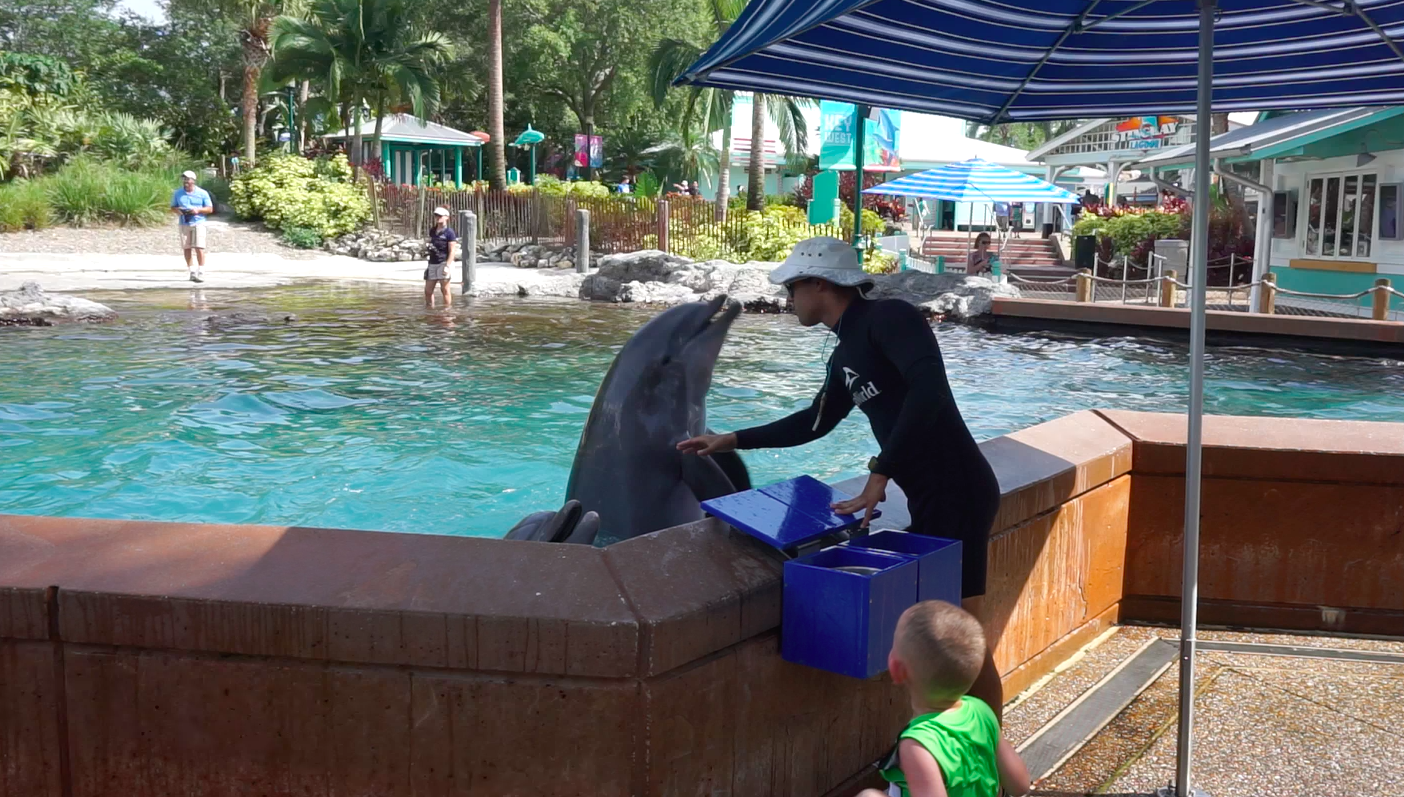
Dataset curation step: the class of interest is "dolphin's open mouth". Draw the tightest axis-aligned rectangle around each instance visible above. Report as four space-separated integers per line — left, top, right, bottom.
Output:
692 295 742 342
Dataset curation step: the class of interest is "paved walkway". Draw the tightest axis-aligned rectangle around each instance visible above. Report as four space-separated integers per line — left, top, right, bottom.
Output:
0 251 579 294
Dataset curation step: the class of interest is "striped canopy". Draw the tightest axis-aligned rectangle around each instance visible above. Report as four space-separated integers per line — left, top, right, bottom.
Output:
864 158 1081 203
678 0 1404 123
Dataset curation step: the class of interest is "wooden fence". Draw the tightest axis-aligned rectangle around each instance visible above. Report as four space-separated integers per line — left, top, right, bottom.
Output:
375 184 846 259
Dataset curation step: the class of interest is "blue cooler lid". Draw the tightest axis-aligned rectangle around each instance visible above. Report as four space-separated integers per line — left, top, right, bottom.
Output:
701 475 880 551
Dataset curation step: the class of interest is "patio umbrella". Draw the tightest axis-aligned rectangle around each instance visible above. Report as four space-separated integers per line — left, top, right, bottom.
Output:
865 157 1081 259
679 3 1404 796
864 157 1081 204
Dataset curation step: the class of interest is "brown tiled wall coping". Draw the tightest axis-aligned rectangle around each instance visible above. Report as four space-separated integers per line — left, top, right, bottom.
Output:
3 410 1402 796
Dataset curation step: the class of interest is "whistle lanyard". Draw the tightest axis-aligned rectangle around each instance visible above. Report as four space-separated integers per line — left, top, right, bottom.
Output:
811 318 842 432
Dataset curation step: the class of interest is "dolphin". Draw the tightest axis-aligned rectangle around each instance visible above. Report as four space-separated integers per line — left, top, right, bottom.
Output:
505 295 750 545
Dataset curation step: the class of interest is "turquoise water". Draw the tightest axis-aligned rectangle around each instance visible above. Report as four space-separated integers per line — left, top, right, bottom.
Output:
2 283 1402 536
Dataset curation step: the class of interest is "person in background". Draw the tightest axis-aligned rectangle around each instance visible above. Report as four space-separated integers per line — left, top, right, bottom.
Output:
171 170 213 283
993 201 1010 234
857 601 1030 797
617 175 632 194
967 233 993 275
689 181 702 197
425 206 458 309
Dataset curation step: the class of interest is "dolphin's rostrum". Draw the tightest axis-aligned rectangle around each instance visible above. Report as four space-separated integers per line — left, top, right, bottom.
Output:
505 295 750 545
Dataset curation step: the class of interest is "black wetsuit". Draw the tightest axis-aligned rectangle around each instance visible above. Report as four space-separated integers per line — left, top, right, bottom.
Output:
733 297 1000 597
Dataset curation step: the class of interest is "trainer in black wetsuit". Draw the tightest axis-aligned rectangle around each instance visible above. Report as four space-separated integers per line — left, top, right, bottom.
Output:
731 294 1000 598
677 236 1005 717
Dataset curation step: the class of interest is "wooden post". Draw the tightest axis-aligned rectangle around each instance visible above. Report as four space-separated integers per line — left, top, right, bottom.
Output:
576 208 590 273
1160 269 1177 308
458 209 477 295
1075 268 1093 302
1257 272 1277 315
657 199 669 253
1373 277 1391 321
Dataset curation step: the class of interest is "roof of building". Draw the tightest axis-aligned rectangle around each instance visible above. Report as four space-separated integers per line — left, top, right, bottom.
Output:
1136 107 1403 169
325 114 483 146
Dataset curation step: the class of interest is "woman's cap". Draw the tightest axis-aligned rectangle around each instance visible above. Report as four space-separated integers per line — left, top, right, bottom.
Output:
768 236 876 292
433 207 451 217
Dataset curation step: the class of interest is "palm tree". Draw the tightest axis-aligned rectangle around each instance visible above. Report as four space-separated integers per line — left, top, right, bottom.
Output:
745 92 809 211
223 0 281 167
487 0 507 189
268 0 449 179
648 0 812 219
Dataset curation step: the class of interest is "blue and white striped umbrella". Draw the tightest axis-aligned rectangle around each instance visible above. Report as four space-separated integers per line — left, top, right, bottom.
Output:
863 158 1081 203
677 0 1404 123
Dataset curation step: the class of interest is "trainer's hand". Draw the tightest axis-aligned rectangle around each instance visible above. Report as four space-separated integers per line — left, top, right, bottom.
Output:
832 472 888 529
676 432 737 456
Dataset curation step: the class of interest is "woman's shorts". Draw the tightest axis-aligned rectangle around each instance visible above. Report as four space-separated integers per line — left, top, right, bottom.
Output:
424 262 449 281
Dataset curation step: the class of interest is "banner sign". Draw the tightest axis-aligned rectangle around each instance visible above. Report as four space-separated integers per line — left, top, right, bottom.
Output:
1111 116 1180 150
574 134 604 168
819 102 900 171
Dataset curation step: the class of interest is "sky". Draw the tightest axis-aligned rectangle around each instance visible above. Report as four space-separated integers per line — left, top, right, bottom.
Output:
116 0 164 23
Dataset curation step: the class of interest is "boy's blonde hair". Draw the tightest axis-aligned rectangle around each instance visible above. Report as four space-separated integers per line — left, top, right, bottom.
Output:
894 600 986 701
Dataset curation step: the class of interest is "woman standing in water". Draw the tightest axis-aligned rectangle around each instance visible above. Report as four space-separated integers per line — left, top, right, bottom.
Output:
425 207 458 309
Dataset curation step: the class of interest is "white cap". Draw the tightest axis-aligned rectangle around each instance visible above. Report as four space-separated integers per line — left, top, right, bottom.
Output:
433 206 451 217
181 170 198 180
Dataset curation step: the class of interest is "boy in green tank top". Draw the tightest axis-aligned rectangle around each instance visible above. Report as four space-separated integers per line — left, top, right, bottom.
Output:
859 601 1030 797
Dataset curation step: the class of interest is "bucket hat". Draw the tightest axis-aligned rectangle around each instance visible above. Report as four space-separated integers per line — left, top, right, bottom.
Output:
768 236 875 294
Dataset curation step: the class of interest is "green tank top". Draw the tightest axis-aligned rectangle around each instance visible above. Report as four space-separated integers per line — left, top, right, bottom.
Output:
879 696 1001 797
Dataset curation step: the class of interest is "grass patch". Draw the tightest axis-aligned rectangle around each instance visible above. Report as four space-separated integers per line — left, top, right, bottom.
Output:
280 225 323 249
43 158 168 227
0 180 54 232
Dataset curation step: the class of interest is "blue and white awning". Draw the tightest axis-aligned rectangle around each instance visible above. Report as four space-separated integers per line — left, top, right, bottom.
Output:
865 158 1081 203
678 0 1404 124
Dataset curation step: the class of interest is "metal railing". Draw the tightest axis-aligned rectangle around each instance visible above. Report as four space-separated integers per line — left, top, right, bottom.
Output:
1026 266 1404 322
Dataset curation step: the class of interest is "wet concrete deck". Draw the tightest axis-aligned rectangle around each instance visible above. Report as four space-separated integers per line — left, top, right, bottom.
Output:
1005 625 1404 796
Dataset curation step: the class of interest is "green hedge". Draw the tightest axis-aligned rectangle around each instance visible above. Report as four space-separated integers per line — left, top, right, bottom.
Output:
231 153 370 238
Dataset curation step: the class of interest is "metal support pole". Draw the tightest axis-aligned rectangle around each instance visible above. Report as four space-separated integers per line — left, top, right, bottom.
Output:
1250 159 1275 312
575 209 590 273
459 210 477 295
852 104 868 246
657 199 670 252
1164 3 1216 797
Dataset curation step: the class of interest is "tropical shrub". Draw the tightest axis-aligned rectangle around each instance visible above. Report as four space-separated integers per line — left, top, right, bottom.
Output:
231 153 371 238
633 171 661 199
671 205 847 263
533 175 612 198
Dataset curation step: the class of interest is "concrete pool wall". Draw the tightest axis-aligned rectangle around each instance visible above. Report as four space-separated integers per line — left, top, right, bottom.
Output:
2 410 1401 796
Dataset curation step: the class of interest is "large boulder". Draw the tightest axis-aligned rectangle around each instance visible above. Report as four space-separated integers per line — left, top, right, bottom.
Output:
1 282 116 325
578 249 1018 320
867 271 1020 321
580 250 786 310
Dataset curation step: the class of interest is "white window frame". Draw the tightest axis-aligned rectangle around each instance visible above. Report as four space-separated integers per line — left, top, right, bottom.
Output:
1299 169 1379 261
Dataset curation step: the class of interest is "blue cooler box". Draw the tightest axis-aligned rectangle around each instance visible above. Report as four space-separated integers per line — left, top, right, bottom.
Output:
702 477 962 679
846 530 963 605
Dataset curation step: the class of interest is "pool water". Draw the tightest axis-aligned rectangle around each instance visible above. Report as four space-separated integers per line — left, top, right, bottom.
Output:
2 283 1402 536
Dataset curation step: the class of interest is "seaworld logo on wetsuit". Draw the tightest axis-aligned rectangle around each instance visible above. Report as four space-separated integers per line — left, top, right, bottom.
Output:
843 366 881 406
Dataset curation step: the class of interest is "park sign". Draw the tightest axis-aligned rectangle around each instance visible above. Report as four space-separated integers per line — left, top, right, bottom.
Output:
819 101 900 171
1111 116 1180 149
